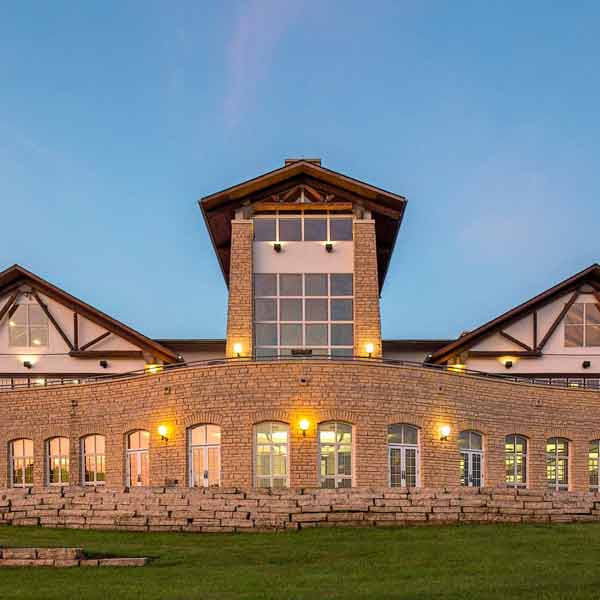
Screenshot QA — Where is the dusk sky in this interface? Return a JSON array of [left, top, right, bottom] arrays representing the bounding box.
[[1, 2, 599, 341]]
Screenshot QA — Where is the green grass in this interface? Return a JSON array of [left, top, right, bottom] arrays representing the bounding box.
[[1, 523, 600, 599]]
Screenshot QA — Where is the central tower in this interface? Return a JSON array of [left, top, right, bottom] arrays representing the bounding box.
[[200, 159, 406, 360]]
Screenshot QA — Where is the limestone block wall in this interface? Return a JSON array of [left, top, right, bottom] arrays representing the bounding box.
[[1, 486, 600, 533]]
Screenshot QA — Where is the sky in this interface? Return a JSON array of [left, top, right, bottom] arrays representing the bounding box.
[[1, 1, 599, 341]]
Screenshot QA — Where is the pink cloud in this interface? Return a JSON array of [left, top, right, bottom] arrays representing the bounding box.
[[224, 0, 304, 128]]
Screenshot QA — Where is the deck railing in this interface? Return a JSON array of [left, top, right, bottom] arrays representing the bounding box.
[[0, 356, 598, 392]]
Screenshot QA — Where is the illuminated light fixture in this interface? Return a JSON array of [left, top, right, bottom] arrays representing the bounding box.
[[145, 363, 163, 375], [72, 379, 80, 385], [99, 360, 108, 369], [8, 320, 15, 327], [233, 343, 243, 358], [299, 418, 310, 437], [325, 243, 333, 253], [583, 360, 591, 369], [34, 378, 46, 386], [365, 343, 374, 358], [569, 382, 580, 388], [32, 339, 41, 346], [273, 242, 282, 253], [23, 361, 32, 369], [449, 363, 465, 374], [504, 360, 513, 369], [439, 425, 451, 441], [158, 424, 169, 442]]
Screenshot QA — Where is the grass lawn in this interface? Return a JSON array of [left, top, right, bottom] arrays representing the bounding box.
[[1, 523, 600, 599]]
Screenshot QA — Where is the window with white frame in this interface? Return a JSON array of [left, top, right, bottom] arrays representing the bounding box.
[[47, 436, 69, 486], [189, 425, 221, 488], [81, 434, 106, 485], [459, 431, 483, 487], [589, 440, 600, 491], [505, 434, 527, 488], [8, 298, 49, 347], [255, 422, 289, 488], [388, 424, 419, 487], [126, 430, 149, 487], [254, 273, 353, 358], [546, 437, 569, 490], [254, 215, 353, 242], [9, 438, 34, 487], [319, 421, 352, 488], [565, 302, 600, 347]]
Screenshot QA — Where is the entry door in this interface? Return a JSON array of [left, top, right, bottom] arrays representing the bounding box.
[[192, 445, 220, 487], [461, 451, 482, 487], [389, 445, 418, 487]]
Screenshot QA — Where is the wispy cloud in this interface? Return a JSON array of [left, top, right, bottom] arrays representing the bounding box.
[[224, 0, 304, 128]]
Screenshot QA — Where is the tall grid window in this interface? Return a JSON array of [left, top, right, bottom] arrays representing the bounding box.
[[589, 440, 600, 491], [388, 424, 419, 487], [254, 215, 353, 242], [459, 431, 483, 487], [9, 439, 34, 487], [319, 421, 352, 488], [81, 434, 106, 485], [9, 300, 49, 347], [505, 434, 527, 488], [189, 425, 221, 488], [126, 430, 149, 487], [47, 437, 69, 486], [254, 273, 353, 357], [547, 437, 569, 490], [254, 422, 289, 488], [565, 302, 600, 347]]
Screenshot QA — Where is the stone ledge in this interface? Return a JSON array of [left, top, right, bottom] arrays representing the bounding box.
[[0, 548, 147, 568]]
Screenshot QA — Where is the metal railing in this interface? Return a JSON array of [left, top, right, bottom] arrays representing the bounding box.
[[0, 355, 598, 392]]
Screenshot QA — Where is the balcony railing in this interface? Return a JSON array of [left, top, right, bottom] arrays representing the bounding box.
[[0, 355, 598, 392]]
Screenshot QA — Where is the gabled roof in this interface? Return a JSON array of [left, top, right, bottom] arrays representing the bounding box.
[[0, 264, 178, 363], [199, 159, 407, 292], [430, 263, 600, 364]]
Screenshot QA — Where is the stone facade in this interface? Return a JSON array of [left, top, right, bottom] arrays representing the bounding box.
[[225, 219, 253, 359], [353, 219, 382, 358], [2, 486, 600, 533], [1, 360, 600, 491]]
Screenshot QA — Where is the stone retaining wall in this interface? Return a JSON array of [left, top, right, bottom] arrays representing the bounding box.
[[2, 486, 600, 533], [0, 546, 147, 567]]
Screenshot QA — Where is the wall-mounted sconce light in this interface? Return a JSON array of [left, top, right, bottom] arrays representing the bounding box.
[[504, 360, 513, 369], [273, 243, 282, 253], [299, 418, 310, 437], [439, 425, 451, 441], [233, 343, 243, 358], [325, 243, 333, 253], [158, 424, 169, 442], [144, 363, 163, 375], [583, 360, 591, 369], [99, 360, 108, 369], [365, 343, 374, 358], [23, 361, 32, 369]]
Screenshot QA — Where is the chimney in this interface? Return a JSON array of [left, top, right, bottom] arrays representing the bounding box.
[[284, 158, 321, 167]]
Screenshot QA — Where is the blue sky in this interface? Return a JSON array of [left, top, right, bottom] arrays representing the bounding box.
[[1, 1, 599, 340]]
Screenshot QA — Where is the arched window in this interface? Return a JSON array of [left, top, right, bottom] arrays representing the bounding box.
[[388, 424, 419, 487], [547, 437, 569, 490], [81, 434, 106, 485], [126, 430, 149, 487], [589, 440, 600, 491], [505, 434, 528, 488], [255, 422, 289, 488], [47, 437, 69, 486], [9, 439, 34, 487], [319, 421, 352, 488], [189, 425, 221, 488], [459, 431, 483, 487]]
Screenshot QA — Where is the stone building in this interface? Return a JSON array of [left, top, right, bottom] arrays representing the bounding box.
[[1, 159, 599, 531]]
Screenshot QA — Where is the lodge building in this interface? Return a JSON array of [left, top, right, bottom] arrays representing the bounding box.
[[1, 158, 600, 520]]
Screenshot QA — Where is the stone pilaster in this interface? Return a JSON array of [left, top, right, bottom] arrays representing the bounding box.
[[353, 219, 382, 358], [225, 220, 253, 359]]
